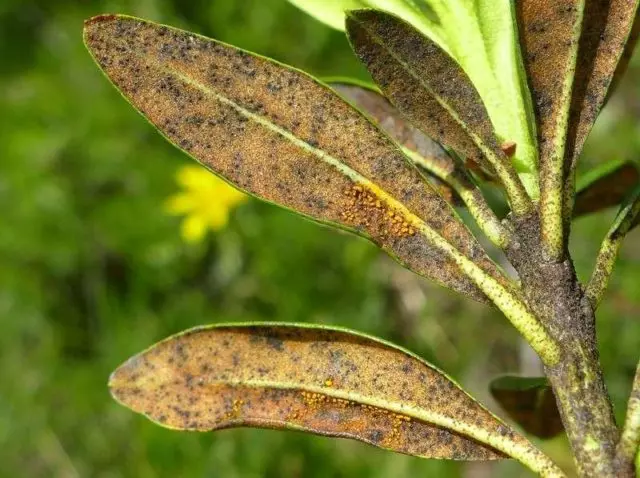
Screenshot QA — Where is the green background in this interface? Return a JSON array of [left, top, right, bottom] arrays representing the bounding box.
[[1, 1, 639, 476]]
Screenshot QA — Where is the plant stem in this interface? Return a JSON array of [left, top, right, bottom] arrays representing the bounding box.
[[615, 361, 640, 471], [506, 214, 627, 477]]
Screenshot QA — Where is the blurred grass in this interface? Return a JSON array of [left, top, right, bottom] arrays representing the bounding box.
[[0, 1, 639, 477]]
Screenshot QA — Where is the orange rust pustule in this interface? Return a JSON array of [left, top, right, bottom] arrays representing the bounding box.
[[341, 185, 416, 238], [516, 0, 583, 165], [83, 15, 511, 302], [564, 0, 638, 169], [346, 12, 502, 175], [109, 325, 517, 460]]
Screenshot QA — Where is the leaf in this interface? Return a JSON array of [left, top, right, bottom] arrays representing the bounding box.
[[607, 15, 640, 102], [516, 0, 585, 257], [490, 375, 564, 439], [288, 1, 540, 196], [565, 0, 639, 165], [328, 80, 460, 204], [573, 160, 640, 218], [84, 15, 561, 366], [329, 80, 509, 247], [345, 10, 533, 215], [109, 323, 562, 474], [586, 184, 640, 307], [83, 14, 514, 303]]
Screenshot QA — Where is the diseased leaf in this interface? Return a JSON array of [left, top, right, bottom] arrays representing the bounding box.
[[516, 0, 585, 257], [562, 1, 639, 225], [288, 1, 540, 194], [587, 184, 640, 308], [85, 15, 560, 365], [346, 10, 533, 215], [329, 80, 460, 203], [573, 160, 640, 218], [490, 375, 564, 439], [83, 14, 514, 302], [565, 0, 639, 165], [330, 80, 509, 247], [607, 15, 640, 102], [109, 323, 562, 475]]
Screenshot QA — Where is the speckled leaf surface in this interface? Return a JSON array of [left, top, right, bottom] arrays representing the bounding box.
[[288, 1, 539, 196], [516, 0, 585, 256], [587, 184, 640, 307], [573, 160, 640, 217], [329, 81, 460, 204], [109, 323, 559, 473], [565, 0, 639, 167], [83, 14, 515, 302], [346, 10, 532, 214], [490, 375, 564, 439], [607, 15, 640, 101], [330, 81, 510, 246]]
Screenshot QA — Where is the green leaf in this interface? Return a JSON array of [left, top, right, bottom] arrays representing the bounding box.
[[516, 0, 586, 259], [329, 80, 509, 247], [84, 15, 561, 365], [574, 160, 640, 218], [345, 10, 533, 216], [288, 0, 539, 197], [490, 375, 564, 439], [109, 323, 563, 475]]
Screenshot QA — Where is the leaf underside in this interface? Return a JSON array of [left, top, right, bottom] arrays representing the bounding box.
[[83, 14, 513, 303], [490, 375, 564, 440], [516, 0, 585, 255], [565, 0, 640, 171], [329, 81, 461, 205], [574, 161, 640, 217], [110, 323, 542, 462], [345, 10, 499, 176], [287, 0, 540, 196]]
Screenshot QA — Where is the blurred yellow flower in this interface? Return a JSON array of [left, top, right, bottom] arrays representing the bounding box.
[[165, 165, 247, 243]]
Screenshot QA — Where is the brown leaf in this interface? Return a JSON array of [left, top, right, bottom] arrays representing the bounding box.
[[607, 15, 640, 102], [83, 14, 513, 302], [516, 0, 585, 254], [329, 81, 462, 204], [345, 11, 498, 175], [490, 375, 564, 440], [573, 161, 640, 217], [346, 10, 531, 215], [565, 0, 639, 166], [516, 0, 584, 166], [109, 323, 549, 464]]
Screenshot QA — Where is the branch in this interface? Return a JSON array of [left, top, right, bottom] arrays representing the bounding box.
[[616, 361, 640, 471], [586, 186, 640, 308]]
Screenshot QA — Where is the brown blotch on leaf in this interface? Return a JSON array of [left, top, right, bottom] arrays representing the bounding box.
[[82, 14, 511, 302], [109, 324, 535, 460]]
